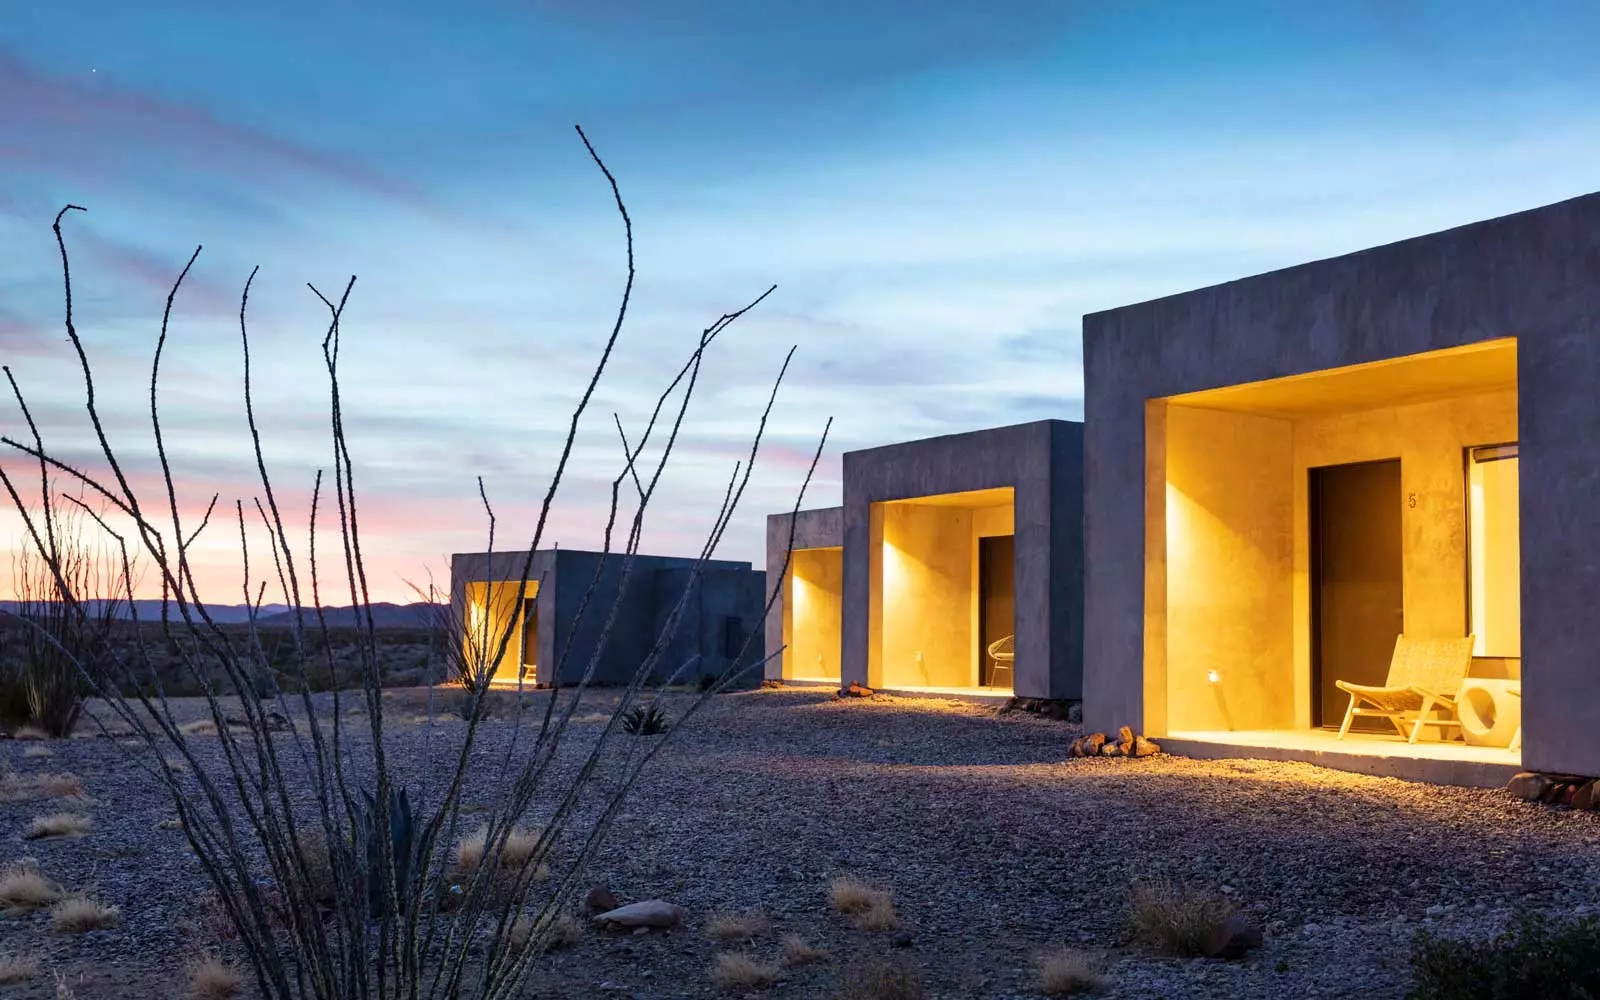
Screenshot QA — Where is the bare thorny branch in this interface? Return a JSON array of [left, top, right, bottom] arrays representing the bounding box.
[[0, 125, 829, 1000]]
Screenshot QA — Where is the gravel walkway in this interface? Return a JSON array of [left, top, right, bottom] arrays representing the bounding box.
[[1, 686, 1596, 999]]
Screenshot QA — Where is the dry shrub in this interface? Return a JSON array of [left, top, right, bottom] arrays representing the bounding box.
[[507, 910, 583, 951], [828, 875, 889, 915], [13, 725, 50, 741], [0, 952, 40, 984], [1126, 880, 1233, 958], [50, 895, 121, 934], [0, 860, 64, 912], [706, 909, 770, 942], [1034, 947, 1104, 996], [178, 719, 218, 737], [0, 771, 83, 802], [710, 952, 781, 991], [856, 895, 900, 931], [184, 955, 242, 1000], [456, 824, 546, 876], [24, 812, 92, 840], [21, 745, 53, 759], [835, 957, 924, 1000], [780, 933, 828, 966]]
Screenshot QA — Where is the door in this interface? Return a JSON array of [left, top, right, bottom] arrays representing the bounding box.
[[1311, 460, 1404, 729], [978, 534, 1016, 688]]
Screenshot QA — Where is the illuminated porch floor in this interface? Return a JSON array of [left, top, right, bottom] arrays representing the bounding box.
[[1162, 728, 1521, 788], [778, 679, 1013, 703]]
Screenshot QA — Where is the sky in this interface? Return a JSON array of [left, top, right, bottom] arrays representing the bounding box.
[[1, 1, 1597, 606]]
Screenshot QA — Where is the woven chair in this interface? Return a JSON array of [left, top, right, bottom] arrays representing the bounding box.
[[986, 634, 1015, 687], [1335, 635, 1475, 744]]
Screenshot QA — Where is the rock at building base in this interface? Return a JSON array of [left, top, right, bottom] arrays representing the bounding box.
[[839, 682, 875, 698], [1507, 771, 1551, 801], [582, 886, 620, 916]]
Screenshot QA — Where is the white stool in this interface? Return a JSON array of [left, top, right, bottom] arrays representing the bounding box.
[[1456, 678, 1522, 749]]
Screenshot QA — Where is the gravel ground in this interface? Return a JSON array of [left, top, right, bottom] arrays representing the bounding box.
[[1, 686, 1597, 999]]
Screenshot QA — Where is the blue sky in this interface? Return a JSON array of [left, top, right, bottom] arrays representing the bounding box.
[[1, 1, 1597, 603]]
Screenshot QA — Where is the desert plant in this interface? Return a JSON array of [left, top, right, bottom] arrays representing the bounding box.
[[0, 952, 40, 985], [835, 957, 924, 1000], [0, 860, 64, 913], [23, 811, 92, 839], [1126, 880, 1234, 957], [49, 895, 120, 933], [829, 874, 897, 928], [706, 909, 770, 942], [0, 126, 828, 1000], [710, 952, 781, 991], [348, 783, 443, 916], [1407, 910, 1600, 1000], [185, 955, 244, 1000], [1033, 947, 1104, 996], [779, 934, 828, 966], [620, 703, 670, 735]]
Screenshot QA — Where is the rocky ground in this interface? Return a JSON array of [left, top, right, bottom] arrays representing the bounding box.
[[0, 685, 1595, 999]]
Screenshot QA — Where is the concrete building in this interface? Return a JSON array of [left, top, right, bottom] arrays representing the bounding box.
[[1082, 191, 1600, 787], [768, 419, 1085, 699], [450, 549, 766, 689]]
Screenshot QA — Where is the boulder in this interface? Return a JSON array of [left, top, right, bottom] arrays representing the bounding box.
[[1574, 780, 1598, 811], [1203, 913, 1264, 960], [594, 900, 684, 930], [839, 683, 875, 699], [1082, 732, 1107, 755], [1099, 740, 1123, 757], [1506, 771, 1552, 801], [582, 886, 620, 916], [1130, 736, 1162, 758], [1068, 738, 1085, 758]]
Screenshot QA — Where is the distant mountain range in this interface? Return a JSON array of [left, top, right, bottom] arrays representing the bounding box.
[[0, 600, 444, 628]]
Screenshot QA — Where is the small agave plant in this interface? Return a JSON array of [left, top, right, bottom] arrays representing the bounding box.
[[620, 703, 670, 736], [348, 784, 443, 916]]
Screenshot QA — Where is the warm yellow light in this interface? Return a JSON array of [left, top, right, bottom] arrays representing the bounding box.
[[1207, 670, 1220, 684]]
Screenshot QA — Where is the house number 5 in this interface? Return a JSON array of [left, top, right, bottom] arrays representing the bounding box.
[[1407, 492, 1417, 508]]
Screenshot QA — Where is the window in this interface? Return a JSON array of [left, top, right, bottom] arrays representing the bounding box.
[[1467, 443, 1520, 657]]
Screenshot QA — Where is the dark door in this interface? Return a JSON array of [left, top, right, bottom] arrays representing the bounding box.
[[1311, 460, 1404, 729], [520, 598, 538, 674], [978, 535, 1016, 688]]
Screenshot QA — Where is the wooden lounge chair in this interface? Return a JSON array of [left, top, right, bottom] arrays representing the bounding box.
[[1335, 635, 1475, 744]]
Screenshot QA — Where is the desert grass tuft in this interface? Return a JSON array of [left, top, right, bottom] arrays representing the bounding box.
[[21, 745, 53, 759], [835, 957, 924, 1000], [828, 874, 889, 915], [49, 895, 121, 934], [0, 952, 40, 985], [1033, 946, 1105, 996], [0, 861, 64, 913], [779, 933, 828, 966], [0, 771, 84, 802], [456, 824, 545, 875], [178, 719, 218, 737], [12, 725, 51, 741], [705, 909, 770, 942], [24, 812, 92, 840], [709, 951, 781, 991], [184, 955, 242, 1000], [855, 894, 901, 931], [1126, 880, 1233, 958], [507, 910, 583, 951]]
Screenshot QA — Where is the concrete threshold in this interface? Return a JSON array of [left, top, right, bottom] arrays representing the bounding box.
[[1162, 731, 1521, 789]]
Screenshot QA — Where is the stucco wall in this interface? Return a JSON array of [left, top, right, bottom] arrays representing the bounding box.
[[764, 507, 844, 680], [785, 548, 843, 679], [1160, 405, 1295, 731], [873, 503, 975, 688], [1083, 190, 1600, 775]]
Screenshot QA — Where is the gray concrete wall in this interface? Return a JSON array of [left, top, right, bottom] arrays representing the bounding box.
[[1082, 190, 1600, 776], [840, 419, 1084, 699], [450, 549, 758, 688], [764, 507, 844, 680]]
